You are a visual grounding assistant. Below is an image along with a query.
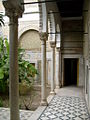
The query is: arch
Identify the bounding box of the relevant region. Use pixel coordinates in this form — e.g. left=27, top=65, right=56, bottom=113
left=56, top=24, right=61, bottom=48
left=18, top=25, right=39, bottom=39
left=46, top=0, right=62, bottom=45
left=46, top=1, right=61, bottom=30
left=38, top=0, right=48, bottom=33
left=48, top=11, right=56, bottom=43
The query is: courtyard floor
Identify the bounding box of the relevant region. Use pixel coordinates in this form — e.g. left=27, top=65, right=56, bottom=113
left=0, top=86, right=90, bottom=120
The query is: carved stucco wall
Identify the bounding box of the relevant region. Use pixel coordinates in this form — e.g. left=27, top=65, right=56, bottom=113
left=19, top=30, right=41, bottom=51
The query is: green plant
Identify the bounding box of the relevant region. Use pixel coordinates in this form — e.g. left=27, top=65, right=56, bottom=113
left=0, top=37, right=38, bottom=93
left=0, top=97, right=3, bottom=107
left=0, top=37, right=9, bottom=93
left=18, top=48, right=38, bottom=86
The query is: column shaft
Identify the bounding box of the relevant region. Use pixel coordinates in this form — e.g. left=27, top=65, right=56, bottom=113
left=55, top=49, right=60, bottom=89
left=88, top=69, right=90, bottom=113
left=88, top=24, right=90, bottom=113
left=60, top=52, right=62, bottom=87
left=9, top=16, right=19, bottom=120
left=40, top=38, right=47, bottom=106
left=50, top=47, right=55, bottom=95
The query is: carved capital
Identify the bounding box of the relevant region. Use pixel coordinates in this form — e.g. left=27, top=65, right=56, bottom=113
left=56, top=47, right=61, bottom=52
left=39, top=32, right=48, bottom=41
left=3, top=0, right=24, bottom=18
left=5, top=9, right=21, bottom=18
left=50, top=41, right=56, bottom=48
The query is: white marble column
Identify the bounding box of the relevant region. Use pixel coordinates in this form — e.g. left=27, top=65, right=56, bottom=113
left=40, top=32, right=48, bottom=106
left=50, top=43, right=56, bottom=95
left=55, top=48, right=60, bottom=89
left=46, top=60, right=48, bottom=84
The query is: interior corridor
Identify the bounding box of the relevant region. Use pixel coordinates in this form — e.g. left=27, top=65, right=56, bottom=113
left=38, top=87, right=90, bottom=120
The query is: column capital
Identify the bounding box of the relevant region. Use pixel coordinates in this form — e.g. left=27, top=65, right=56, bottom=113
left=5, top=9, right=21, bottom=18
left=50, top=42, right=56, bottom=48
left=2, top=0, right=24, bottom=18
left=56, top=47, right=61, bottom=52
left=39, top=32, right=48, bottom=41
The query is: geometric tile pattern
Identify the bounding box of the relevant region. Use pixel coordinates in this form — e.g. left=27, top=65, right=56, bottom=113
left=38, top=96, right=90, bottom=120
left=0, top=108, right=33, bottom=120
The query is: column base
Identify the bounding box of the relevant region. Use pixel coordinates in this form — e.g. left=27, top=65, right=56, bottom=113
left=55, top=85, right=60, bottom=89
left=40, top=100, right=48, bottom=106
left=50, top=91, right=56, bottom=95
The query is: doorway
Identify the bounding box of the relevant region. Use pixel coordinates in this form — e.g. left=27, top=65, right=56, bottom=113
left=64, top=58, right=78, bottom=86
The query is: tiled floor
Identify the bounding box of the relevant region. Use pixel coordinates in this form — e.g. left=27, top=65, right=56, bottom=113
left=38, top=96, right=90, bottom=120
left=0, top=108, right=33, bottom=120
left=38, top=87, right=90, bottom=120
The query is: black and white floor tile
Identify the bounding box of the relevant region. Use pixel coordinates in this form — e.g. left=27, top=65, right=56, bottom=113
left=38, top=96, right=90, bottom=120
left=0, top=108, right=33, bottom=120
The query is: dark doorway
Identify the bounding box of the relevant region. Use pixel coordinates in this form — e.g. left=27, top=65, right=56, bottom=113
left=64, top=59, right=77, bottom=86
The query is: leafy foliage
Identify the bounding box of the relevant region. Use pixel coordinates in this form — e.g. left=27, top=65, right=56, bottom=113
left=18, top=48, right=38, bottom=85
left=0, top=97, right=3, bottom=107
left=0, top=37, right=9, bottom=93
left=0, top=37, right=38, bottom=93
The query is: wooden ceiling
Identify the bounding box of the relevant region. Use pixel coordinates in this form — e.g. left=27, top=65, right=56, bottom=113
left=57, top=0, right=84, bottom=17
